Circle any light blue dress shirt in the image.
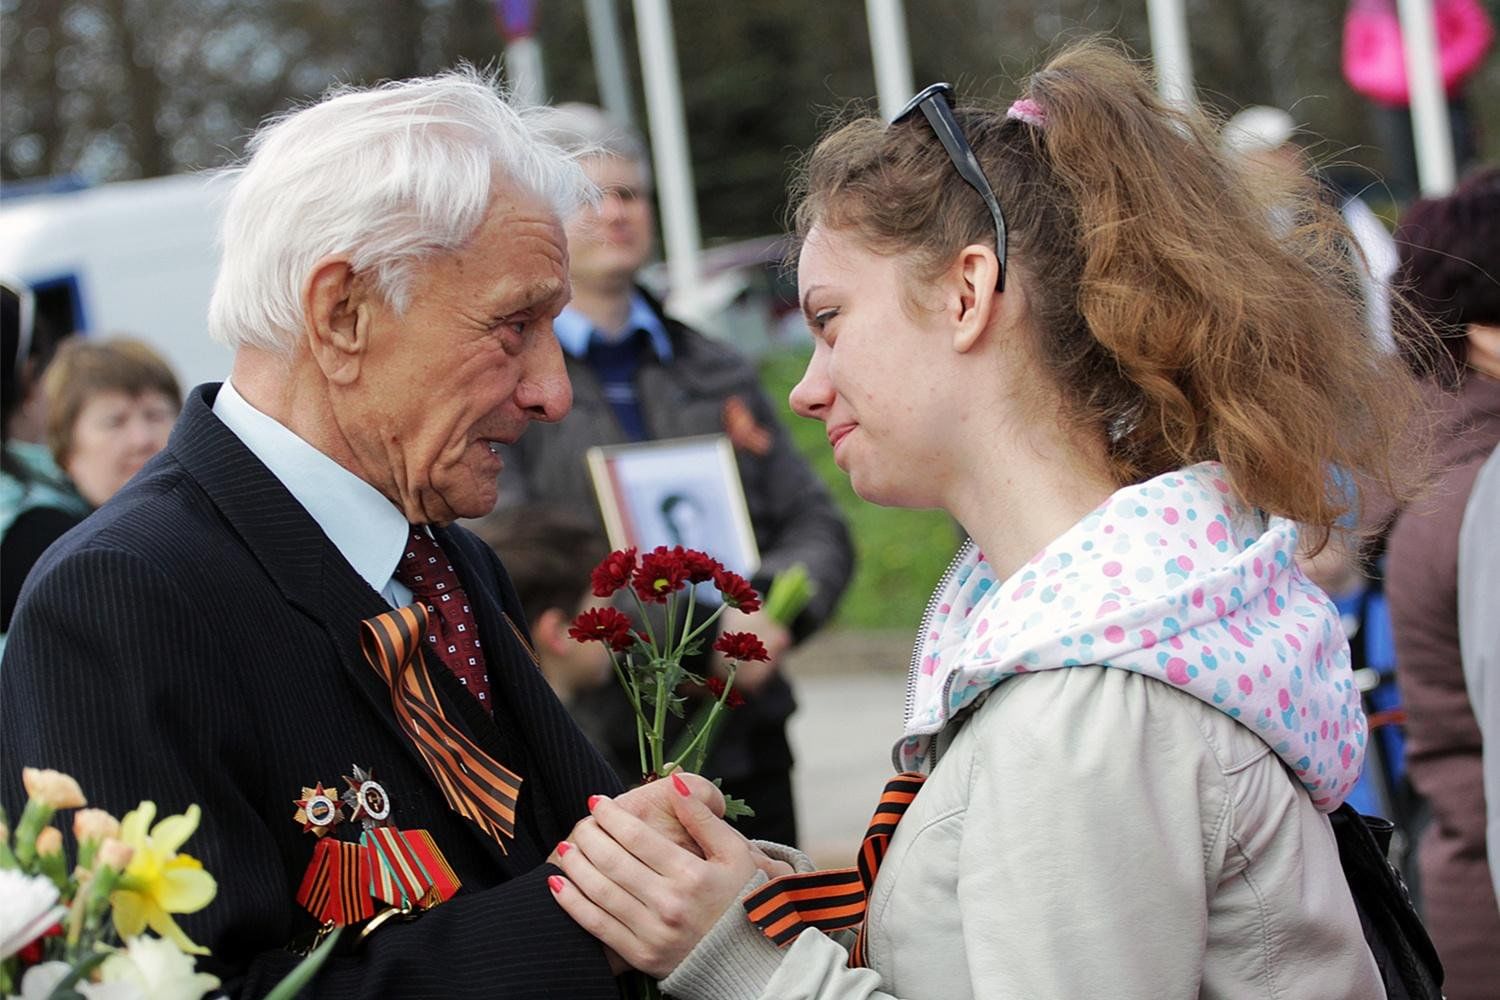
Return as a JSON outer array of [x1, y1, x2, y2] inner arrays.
[[212, 379, 414, 608], [552, 290, 674, 361]]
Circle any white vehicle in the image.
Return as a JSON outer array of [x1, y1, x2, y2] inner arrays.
[[0, 172, 235, 389]]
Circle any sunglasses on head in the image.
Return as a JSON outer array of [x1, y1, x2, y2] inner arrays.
[[892, 83, 1007, 291]]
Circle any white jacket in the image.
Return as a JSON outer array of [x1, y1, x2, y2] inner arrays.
[[664, 466, 1383, 999]]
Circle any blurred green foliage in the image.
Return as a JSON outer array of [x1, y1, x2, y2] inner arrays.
[[759, 349, 963, 631]]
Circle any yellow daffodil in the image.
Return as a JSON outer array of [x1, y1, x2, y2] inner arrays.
[[110, 802, 217, 955]]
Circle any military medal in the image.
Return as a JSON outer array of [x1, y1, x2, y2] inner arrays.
[[294, 783, 345, 837], [292, 765, 461, 928], [296, 837, 374, 926]]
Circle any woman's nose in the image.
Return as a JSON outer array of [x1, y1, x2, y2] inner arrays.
[[788, 348, 832, 420]]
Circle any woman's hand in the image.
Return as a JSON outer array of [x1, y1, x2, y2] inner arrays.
[[550, 773, 761, 978]]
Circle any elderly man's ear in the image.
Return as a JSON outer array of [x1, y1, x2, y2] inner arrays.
[[304, 258, 371, 385]]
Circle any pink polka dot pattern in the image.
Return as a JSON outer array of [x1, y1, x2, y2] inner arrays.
[[899, 463, 1365, 812]]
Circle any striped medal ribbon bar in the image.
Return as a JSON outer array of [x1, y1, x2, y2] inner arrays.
[[743, 772, 926, 966], [361, 603, 524, 850]]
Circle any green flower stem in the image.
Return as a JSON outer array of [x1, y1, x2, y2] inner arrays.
[[664, 593, 677, 665], [676, 585, 697, 658], [671, 665, 738, 774], [677, 602, 728, 651], [37, 847, 68, 891], [610, 652, 652, 779], [651, 661, 670, 775], [82, 865, 123, 942], [75, 839, 97, 874], [11, 800, 54, 868], [628, 590, 658, 650]]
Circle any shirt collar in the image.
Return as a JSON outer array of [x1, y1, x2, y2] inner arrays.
[[554, 289, 674, 363], [211, 379, 410, 596]]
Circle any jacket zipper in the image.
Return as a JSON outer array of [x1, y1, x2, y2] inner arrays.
[[903, 538, 976, 737]]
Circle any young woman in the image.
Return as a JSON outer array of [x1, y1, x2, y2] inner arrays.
[[549, 40, 1419, 999]]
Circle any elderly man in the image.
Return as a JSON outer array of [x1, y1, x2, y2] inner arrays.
[[498, 106, 854, 845], [0, 72, 716, 997]]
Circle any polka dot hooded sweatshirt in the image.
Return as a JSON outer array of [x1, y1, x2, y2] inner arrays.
[[898, 462, 1367, 812]]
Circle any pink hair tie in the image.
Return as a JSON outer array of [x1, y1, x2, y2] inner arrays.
[[1007, 98, 1046, 128]]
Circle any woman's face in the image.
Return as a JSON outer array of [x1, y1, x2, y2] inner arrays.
[[789, 224, 960, 509], [65, 389, 177, 506]]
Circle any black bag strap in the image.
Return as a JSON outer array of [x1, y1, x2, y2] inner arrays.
[[1330, 804, 1444, 1000]]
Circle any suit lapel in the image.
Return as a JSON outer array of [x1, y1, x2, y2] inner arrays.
[[167, 386, 528, 871]]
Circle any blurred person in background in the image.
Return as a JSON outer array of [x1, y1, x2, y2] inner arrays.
[[1, 279, 89, 646], [469, 505, 614, 708], [1385, 165, 1500, 998], [1221, 103, 1399, 355], [546, 41, 1423, 998], [42, 336, 181, 509], [497, 103, 854, 846]]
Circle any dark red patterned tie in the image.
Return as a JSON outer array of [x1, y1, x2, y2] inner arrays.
[[394, 528, 492, 711]]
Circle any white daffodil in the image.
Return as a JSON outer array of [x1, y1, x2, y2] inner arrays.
[[98, 934, 221, 1000]]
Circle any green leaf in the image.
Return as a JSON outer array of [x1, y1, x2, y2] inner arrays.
[[261, 926, 344, 1000], [722, 795, 756, 822]]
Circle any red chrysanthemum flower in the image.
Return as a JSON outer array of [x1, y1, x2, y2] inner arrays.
[[712, 567, 762, 613], [568, 607, 637, 652], [704, 675, 746, 708], [633, 546, 690, 603], [713, 630, 769, 663], [679, 547, 722, 584], [590, 548, 638, 598]]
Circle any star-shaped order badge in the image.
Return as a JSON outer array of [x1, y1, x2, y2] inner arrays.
[[293, 782, 345, 837], [341, 764, 393, 830]]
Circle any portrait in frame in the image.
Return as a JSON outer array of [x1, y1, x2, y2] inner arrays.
[[585, 434, 761, 577]]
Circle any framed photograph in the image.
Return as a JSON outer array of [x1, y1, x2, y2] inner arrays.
[[585, 434, 761, 577]]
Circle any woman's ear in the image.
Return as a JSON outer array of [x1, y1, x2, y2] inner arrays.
[[303, 257, 370, 385], [951, 243, 1005, 354]]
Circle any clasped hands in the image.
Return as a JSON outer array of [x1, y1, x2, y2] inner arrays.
[[547, 772, 794, 978]]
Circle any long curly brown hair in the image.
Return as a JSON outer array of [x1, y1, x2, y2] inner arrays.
[[791, 39, 1424, 550]]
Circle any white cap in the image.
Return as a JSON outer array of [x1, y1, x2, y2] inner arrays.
[[1221, 106, 1296, 156]]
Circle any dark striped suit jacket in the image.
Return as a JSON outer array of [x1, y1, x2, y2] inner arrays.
[[1, 384, 625, 998]]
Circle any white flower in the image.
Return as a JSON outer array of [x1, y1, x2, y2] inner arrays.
[[16, 960, 71, 1000], [14, 957, 146, 1000], [0, 869, 64, 960], [98, 935, 221, 1000]]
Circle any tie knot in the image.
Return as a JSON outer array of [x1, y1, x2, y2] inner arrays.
[[395, 528, 454, 599]]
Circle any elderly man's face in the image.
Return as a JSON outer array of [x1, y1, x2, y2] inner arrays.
[[339, 182, 573, 523]]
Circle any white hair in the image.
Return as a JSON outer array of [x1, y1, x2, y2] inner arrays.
[[208, 67, 594, 354]]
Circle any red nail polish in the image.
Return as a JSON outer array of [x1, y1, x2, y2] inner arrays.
[[671, 773, 691, 797], [587, 795, 602, 811], [556, 841, 571, 857], [548, 875, 564, 894]]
